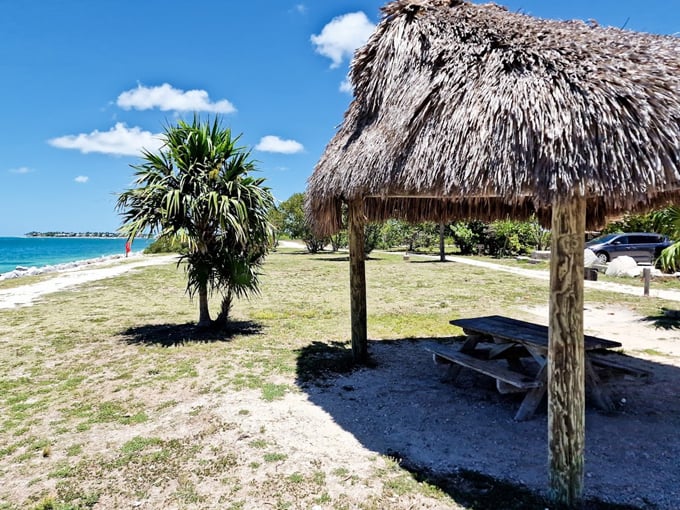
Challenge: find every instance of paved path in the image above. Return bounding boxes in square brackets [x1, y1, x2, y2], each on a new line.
[440, 254, 680, 302]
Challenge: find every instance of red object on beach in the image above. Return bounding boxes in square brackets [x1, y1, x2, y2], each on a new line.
[125, 240, 131, 256]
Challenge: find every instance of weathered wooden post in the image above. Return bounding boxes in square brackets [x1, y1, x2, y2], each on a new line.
[348, 200, 368, 362]
[643, 267, 651, 296]
[548, 195, 586, 506]
[439, 223, 446, 262]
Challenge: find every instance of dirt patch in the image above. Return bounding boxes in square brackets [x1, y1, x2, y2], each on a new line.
[298, 309, 680, 509]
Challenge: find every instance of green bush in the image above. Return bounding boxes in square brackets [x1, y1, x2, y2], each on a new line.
[599, 207, 678, 235]
[483, 218, 542, 257]
[364, 223, 382, 254]
[377, 219, 415, 250]
[450, 221, 485, 255]
[410, 222, 441, 251]
[144, 235, 186, 254]
[329, 231, 348, 252]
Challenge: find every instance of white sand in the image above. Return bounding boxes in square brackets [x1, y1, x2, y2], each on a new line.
[0, 254, 177, 309]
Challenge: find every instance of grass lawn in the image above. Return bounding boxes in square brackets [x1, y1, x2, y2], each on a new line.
[0, 249, 673, 509]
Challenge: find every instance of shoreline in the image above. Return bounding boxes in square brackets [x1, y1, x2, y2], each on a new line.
[0, 253, 178, 309]
[0, 251, 149, 281]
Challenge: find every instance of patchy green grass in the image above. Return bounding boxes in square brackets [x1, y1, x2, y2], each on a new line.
[0, 249, 675, 509]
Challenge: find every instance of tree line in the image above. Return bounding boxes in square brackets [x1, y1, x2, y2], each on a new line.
[271, 192, 552, 257]
[271, 192, 680, 271]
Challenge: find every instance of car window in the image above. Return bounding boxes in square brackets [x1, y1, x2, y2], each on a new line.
[630, 235, 657, 244]
[587, 234, 619, 244]
[613, 236, 628, 245]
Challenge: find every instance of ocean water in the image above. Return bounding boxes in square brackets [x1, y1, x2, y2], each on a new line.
[0, 237, 153, 274]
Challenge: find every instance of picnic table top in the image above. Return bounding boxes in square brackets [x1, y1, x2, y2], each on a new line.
[450, 315, 622, 351]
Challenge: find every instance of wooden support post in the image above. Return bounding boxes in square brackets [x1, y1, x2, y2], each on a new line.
[548, 195, 586, 506]
[439, 223, 446, 262]
[348, 200, 368, 363]
[643, 267, 651, 296]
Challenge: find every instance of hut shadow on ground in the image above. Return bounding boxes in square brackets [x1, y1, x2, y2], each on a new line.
[273, 250, 315, 256]
[120, 320, 262, 347]
[295, 337, 680, 510]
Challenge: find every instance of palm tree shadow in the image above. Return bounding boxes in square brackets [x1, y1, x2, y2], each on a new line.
[119, 320, 263, 347]
[641, 311, 680, 330]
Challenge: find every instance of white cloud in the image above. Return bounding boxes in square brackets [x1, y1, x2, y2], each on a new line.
[294, 4, 306, 14]
[9, 166, 33, 174]
[311, 12, 376, 68]
[339, 76, 353, 94]
[117, 83, 236, 114]
[255, 135, 304, 154]
[48, 123, 163, 157]
[74, 176, 89, 183]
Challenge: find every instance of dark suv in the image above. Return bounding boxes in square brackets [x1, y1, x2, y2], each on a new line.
[586, 232, 673, 264]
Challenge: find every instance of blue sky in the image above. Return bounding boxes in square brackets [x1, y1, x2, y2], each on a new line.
[1, 0, 677, 236]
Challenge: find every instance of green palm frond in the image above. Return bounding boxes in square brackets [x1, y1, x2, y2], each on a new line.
[659, 242, 680, 272]
[116, 114, 275, 324]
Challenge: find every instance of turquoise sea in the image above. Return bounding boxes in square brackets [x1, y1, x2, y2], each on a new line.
[0, 237, 153, 274]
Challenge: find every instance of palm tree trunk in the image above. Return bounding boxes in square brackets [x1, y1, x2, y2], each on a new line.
[197, 284, 211, 328]
[215, 291, 233, 327]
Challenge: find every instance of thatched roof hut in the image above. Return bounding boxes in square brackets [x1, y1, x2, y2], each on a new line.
[308, 0, 680, 235]
[306, 0, 680, 506]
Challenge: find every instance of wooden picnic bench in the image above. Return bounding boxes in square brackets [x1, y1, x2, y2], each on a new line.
[429, 315, 636, 421]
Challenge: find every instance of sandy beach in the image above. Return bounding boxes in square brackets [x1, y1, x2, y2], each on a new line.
[0, 253, 177, 309]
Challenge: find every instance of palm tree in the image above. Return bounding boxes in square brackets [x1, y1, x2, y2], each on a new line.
[117, 116, 274, 327]
[653, 205, 680, 271]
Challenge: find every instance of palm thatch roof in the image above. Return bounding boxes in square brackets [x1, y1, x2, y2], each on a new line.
[307, 0, 680, 235]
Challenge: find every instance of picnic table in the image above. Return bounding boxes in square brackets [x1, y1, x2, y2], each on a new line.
[429, 315, 633, 421]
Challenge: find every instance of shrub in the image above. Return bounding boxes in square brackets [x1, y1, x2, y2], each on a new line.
[364, 223, 382, 254]
[450, 221, 483, 255]
[144, 235, 186, 254]
[485, 218, 538, 257]
[410, 222, 441, 251]
[329, 231, 348, 252]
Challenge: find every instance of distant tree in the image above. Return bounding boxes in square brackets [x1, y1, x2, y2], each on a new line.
[450, 221, 482, 255]
[378, 220, 416, 250]
[144, 235, 187, 254]
[268, 206, 285, 246]
[277, 192, 328, 253]
[117, 116, 274, 327]
[278, 193, 307, 238]
[601, 211, 657, 234]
